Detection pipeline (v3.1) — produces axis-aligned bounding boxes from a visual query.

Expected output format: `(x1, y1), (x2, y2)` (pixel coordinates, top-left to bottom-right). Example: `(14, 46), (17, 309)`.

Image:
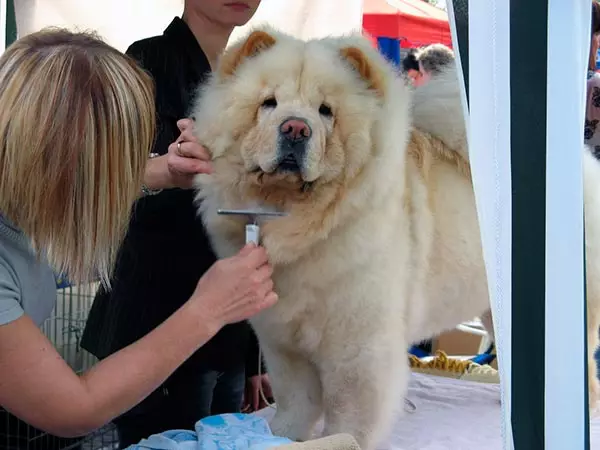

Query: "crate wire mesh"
(0, 283), (119, 450)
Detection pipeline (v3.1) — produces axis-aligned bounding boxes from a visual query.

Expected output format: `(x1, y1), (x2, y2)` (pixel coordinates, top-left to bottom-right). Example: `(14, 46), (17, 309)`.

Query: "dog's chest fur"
(249, 210), (413, 356)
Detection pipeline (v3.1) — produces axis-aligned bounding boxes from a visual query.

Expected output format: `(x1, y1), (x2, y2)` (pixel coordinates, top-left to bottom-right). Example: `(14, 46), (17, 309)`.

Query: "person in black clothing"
(81, 1), (270, 447)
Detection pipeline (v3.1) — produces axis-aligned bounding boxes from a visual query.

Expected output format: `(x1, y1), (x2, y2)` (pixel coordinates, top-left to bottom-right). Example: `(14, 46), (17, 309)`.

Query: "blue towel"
(126, 413), (293, 450)
(127, 430), (197, 450)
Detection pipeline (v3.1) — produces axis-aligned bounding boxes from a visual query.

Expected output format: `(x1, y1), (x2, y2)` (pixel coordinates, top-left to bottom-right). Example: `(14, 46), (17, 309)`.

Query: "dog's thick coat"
(192, 28), (600, 450)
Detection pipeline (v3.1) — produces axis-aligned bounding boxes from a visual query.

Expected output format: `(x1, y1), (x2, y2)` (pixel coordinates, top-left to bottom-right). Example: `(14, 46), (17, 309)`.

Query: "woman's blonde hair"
(0, 28), (155, 285)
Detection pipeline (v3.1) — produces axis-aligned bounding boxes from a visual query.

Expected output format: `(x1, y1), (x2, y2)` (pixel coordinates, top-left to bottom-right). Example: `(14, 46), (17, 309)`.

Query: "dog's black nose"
(279, 117), (311, 142)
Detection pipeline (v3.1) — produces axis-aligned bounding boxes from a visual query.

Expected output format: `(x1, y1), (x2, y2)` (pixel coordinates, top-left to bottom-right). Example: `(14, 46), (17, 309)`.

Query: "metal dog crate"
(0, 284), (119, 450)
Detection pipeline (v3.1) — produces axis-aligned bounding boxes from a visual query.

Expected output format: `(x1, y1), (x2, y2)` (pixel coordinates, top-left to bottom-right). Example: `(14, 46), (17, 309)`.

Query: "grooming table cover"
(256, 372), (600, 450)
(127, 373), (600, 449)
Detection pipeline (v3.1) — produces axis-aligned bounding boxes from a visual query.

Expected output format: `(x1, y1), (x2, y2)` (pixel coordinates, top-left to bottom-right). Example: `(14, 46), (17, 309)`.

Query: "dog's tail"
(411, 63), (468, 160)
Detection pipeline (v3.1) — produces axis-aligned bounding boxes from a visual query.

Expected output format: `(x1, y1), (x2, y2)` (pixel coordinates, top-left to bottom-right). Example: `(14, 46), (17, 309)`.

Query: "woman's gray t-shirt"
(0, 215), (56, 327)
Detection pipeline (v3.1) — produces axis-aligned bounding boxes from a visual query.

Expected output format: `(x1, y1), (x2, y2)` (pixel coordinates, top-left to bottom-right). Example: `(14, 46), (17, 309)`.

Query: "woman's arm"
(0, 244), (277, 438)
(0, 298), (218, 437)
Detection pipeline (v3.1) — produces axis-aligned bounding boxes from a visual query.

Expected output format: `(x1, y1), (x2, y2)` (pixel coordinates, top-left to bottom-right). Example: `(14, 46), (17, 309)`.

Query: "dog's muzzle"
(276, 117), (311, 173)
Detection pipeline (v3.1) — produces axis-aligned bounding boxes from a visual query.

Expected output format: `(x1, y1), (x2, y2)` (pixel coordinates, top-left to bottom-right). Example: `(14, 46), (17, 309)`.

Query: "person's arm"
(143, 154), (173, 191)
(0, 299), (218, 437)
(0, 244), (276, 438)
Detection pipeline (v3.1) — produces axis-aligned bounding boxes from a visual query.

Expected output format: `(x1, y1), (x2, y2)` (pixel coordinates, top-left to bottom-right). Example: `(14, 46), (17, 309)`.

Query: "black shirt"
(81, 17), (262, 377)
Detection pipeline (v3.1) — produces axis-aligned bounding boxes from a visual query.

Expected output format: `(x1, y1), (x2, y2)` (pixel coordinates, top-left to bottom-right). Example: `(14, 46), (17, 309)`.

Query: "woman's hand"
(0, 244), (277, 438)
(144, 118), (213, 190)
(191, 244), (278, 331)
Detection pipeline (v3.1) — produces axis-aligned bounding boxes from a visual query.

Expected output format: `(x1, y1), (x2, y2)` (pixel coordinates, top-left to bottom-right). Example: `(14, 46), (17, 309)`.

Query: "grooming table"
(256, 372), (600, 449)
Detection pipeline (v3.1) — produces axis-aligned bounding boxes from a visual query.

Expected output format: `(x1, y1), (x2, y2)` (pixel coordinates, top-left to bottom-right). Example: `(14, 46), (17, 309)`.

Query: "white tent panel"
(466, 1), (514, 447)
(15, 0), (184, 51)
(545, 1), (589, 448)
(14, 0), (364, 53)
(229, 0), (364, 44)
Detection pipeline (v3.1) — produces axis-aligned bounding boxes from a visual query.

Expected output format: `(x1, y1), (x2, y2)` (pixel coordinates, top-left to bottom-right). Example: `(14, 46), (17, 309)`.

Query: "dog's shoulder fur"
(411, 63), (468, 159)
(408, 128), (471, 182)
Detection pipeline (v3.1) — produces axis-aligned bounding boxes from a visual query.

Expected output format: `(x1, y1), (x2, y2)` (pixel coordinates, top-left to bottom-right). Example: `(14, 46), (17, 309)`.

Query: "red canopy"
(363, 0), (452, 49)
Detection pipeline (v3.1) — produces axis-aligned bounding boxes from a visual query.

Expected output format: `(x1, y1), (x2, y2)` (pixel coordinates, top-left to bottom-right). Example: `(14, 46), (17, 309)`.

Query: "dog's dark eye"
(319, 103), (333, 117)
(262, 97), (277, 108)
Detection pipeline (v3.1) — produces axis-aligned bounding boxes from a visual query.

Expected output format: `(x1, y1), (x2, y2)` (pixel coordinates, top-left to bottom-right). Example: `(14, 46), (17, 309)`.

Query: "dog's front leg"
(319, 340), (408, 450)
(262, 344), (323, 441)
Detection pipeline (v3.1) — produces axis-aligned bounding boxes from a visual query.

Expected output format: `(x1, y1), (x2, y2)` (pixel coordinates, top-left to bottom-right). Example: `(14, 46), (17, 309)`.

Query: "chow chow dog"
(192, 27), (600, 449)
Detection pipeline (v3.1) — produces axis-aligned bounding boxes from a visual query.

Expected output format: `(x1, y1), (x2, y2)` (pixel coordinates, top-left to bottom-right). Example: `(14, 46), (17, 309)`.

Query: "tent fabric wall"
(459, 0), (591, 449)
(509, 0), (549, 446)
(230, 0), (363, 44)
(14, 0), (184, 52)
(0, 0), (5, 50)
(457, 3), (514, 447)
(376, 36), (402, 64)
(542, 0), (589, 448)
(363, 0), (451, 48)
(5, 0), (14, 47)
(447, 0), (468, 104)
(12, 0), (363, 53)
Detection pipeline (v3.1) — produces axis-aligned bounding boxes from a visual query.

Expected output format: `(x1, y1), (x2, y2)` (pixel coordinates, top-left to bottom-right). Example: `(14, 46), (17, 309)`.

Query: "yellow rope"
(409, 350), (500, 383)
(408, 350), (473, 374)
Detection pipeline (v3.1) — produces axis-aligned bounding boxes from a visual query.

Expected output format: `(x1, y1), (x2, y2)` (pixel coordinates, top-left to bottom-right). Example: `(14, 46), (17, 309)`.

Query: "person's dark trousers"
(115, 365), (246, 449)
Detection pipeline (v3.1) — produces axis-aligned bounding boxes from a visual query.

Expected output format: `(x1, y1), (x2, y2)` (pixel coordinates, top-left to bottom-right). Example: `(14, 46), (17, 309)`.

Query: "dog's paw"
(269, 412), (295, 437)
(269, 412), (313, 441)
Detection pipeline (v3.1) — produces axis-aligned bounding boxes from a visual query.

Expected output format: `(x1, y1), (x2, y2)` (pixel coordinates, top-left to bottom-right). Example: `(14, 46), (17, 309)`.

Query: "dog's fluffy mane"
(191, 28), (471, 266)
(192, 28), (414, 247)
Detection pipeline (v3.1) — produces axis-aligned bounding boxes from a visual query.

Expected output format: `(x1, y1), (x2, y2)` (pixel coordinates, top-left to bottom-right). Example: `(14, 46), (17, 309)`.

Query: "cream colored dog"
(192, 28), (600, 450)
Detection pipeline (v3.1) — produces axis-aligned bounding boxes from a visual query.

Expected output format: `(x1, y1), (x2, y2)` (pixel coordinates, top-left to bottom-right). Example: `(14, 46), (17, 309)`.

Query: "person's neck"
(182, 8), (234, 70)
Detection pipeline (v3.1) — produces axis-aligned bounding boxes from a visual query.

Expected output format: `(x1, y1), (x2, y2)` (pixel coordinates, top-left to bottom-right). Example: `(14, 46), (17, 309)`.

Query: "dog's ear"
(219, 30), (277, 77)
(340, 46), (385, 95)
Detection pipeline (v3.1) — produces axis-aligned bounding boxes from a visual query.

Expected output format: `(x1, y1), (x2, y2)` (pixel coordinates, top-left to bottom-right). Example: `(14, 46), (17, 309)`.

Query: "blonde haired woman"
(0, 29), (276, 438)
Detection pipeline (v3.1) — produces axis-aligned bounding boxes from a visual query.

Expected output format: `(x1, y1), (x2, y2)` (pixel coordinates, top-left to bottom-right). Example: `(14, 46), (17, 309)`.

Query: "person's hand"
(191, 244), (278, 332)
(166, 118), (213, 188)
(243, 374), (273, 412)
(145, 118), (213, 190)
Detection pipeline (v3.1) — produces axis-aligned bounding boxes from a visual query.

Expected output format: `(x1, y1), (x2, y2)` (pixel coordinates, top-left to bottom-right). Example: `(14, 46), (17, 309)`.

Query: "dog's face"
(194, 29), (390, 208)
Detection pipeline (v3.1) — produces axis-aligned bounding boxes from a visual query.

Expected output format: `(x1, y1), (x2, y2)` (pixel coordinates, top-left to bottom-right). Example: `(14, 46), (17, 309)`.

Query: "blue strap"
(54, 273), (73, 289)
(408, 345), (430, 358)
